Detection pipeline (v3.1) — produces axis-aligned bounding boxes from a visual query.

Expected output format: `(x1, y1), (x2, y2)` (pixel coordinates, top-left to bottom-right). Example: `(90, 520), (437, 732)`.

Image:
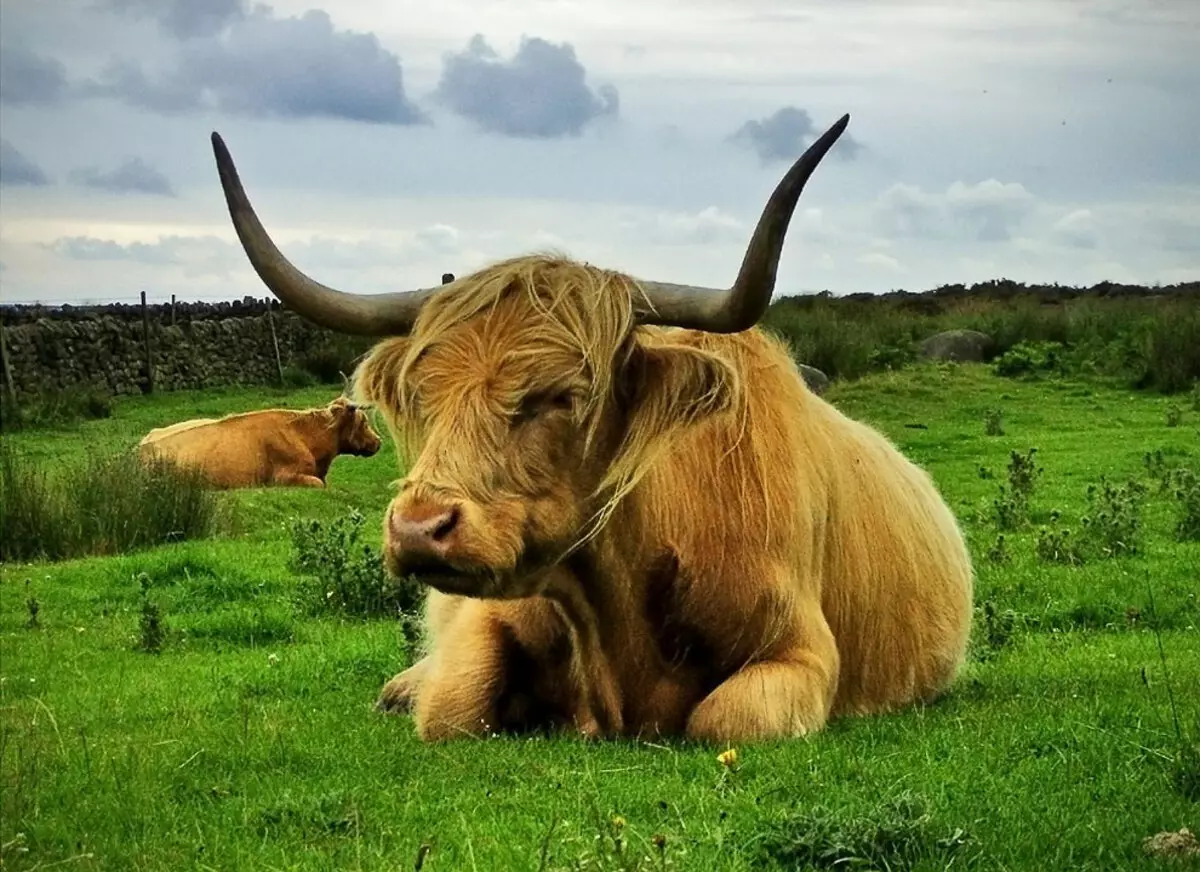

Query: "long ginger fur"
(359, 253), (974, 743)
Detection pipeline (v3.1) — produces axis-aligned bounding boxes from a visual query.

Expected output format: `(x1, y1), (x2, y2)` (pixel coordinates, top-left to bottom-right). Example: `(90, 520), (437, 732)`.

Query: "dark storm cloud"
(100, 0), (246, 39)
(434, 34), (619, 138)
(0, 139), (51, 187)
(69, 157), (176, 196)
(85, 7), (426, 124)
(730, 106), (862, 164)
(0, 45), (69, 105)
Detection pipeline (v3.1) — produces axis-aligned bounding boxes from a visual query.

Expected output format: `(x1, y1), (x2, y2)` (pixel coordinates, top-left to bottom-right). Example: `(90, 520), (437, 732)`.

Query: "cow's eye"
(513, 391), (572, 426)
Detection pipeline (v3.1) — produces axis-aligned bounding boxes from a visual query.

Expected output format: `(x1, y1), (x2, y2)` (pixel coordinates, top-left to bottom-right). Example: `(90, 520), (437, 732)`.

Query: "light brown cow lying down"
(138, 397), (382, 489)
(210, 114), (976, 746)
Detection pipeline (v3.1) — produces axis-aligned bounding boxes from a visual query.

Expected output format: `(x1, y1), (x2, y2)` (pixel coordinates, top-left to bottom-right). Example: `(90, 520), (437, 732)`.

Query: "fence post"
(265, 298), (284, 386)
(0, 322), (17, 416)
(140, 290), (155, 393)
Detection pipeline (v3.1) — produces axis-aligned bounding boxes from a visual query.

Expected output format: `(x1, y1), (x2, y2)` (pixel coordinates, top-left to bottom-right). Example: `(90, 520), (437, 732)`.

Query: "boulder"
(798, 364), (830, 396)
(920, 329), (995, 362)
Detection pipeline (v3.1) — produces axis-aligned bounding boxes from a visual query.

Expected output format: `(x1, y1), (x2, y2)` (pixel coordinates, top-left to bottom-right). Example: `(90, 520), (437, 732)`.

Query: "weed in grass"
(136, 574), (165, 654)
(977, 465), (995, 480)
(289, 509), (422, 620)
(1035, 520), (1086, 565)
(1080, 476), (1148, 557)
(973, 599), (1018, 662)
(750, 791), (978, 871)
(1191, 382), (1200, 411)
(1165, 467), (1200, 541)
(24, 581), (39, 630)
(1007, 447), (1043, 502)
(985, 534), (1011, 565)
(984, 408), (1004, 436)
(1165, 404), (1183, 428)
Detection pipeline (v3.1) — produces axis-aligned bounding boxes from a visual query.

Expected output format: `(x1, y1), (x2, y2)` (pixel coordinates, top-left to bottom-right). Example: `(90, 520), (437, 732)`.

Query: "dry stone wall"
(0, 300), (354, 398)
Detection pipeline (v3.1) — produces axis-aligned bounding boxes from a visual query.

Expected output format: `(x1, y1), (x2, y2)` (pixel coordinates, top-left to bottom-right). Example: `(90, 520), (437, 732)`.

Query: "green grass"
(2, 365), (1198, 871)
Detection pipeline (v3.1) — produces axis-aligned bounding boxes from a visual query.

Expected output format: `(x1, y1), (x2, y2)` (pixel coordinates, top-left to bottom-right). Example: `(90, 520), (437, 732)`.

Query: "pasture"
(1, 362), (1197, 871)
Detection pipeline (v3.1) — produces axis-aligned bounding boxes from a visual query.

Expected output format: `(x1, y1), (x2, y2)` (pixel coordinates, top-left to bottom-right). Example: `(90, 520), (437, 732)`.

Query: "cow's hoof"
(375, 674), (417, 714)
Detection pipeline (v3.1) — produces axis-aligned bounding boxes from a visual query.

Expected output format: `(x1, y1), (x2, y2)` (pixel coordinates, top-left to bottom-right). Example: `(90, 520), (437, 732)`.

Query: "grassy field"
(2, 364), (1197, 871)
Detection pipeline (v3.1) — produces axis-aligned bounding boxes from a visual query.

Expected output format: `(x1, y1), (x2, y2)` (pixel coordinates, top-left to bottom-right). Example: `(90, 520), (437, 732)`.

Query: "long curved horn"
(634, 113), (850, 333)
(210, 132), (438, 336)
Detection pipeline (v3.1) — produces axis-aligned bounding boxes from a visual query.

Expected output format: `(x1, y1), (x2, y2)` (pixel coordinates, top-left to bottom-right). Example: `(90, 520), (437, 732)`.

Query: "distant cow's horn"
(210, 132), (437, 336)
(633, 113), (850, 333)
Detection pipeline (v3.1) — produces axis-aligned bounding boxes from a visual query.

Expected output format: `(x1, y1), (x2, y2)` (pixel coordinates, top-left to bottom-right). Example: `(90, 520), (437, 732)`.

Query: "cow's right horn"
(211, 132), (437, 336)
(632, 113), (850, 333)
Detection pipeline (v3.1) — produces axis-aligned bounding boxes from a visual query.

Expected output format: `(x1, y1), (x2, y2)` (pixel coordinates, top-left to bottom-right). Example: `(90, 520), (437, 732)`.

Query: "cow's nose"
(389, 500), (462, 558)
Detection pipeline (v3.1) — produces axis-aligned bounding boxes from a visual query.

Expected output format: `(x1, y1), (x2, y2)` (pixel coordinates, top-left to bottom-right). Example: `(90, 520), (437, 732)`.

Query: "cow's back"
(138, 411), (300, 488)
(633, 326), (973, 718)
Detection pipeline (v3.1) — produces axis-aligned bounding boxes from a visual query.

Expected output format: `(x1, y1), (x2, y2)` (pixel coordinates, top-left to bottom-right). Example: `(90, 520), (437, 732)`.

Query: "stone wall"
(0, 300), (361, 398)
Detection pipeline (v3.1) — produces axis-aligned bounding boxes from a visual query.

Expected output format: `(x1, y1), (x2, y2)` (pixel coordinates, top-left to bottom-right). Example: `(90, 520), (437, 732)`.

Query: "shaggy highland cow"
(138, 397), (382, 489)
(210, 114), (974, 744)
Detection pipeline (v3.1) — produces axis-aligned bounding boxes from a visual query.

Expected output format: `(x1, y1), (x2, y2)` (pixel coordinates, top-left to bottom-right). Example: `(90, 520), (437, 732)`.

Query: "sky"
(0, 0), (1197, 306)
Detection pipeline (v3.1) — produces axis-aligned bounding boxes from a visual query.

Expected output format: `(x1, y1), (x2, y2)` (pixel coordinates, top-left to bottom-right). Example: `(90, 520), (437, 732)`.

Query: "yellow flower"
(717, 748), (739, 768)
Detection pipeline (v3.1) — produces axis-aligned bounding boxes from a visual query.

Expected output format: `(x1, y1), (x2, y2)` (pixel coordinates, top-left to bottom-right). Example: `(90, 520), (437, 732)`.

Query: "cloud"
(434, 34), (619, 138)
(48, 234), (239, 277)
(68, 157), (176, 196)
(100, 0), (246, 40)
(875, 179), (1036, 242)
(858, 251), (905, 274)
(1051, 209), (1099, 250)
(0, 140), (51, 187)
(0, 45), (68, 105)
(620, 205), (744, 246)
(85, 7), (426, 124)
(730, 106), (862, 164)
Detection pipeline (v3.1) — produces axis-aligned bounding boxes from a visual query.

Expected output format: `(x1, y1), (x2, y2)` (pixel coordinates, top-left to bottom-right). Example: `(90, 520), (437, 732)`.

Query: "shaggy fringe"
(351, 252), (753, 553)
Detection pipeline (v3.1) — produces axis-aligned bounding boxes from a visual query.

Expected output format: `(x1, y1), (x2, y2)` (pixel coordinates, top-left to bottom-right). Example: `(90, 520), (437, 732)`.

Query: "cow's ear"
(351, 337), (411, 418)
(618, 340), (737, 439)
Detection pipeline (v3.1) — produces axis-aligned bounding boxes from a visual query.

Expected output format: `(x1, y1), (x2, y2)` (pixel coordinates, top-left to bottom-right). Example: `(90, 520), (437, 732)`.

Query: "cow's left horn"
(211, 132), (436, 336)
(633, 113), (850, 333)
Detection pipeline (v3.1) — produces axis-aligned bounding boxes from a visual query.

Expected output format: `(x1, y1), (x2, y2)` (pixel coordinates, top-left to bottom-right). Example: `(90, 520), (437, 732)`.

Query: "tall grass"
(0, 441), (225, 563)
(0, 386), (113, 433)
(762, 289), (1200, 392)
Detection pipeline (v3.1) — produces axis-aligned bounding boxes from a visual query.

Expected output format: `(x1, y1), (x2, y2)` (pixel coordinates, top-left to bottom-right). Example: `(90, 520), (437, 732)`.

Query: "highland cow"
(209, 113), (974, 744)
(138, 397), (382, 489)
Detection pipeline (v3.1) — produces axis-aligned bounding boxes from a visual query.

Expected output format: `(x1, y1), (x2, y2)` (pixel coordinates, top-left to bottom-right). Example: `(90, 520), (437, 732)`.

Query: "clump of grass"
(984, 534), (1011, 565)
(1165, 467), (1200, 541)
(992, 340), (1066, 379)
(1165, 404), (1183, 428)
(25, 580), (40, 630)
(0, 385), (113, 433)
(751, 791), (977, 871)
(288, 509), (422, 620)
(1035, 522), (1085, 566)
(136, 572), (166, 654)
(0, 442), (224, 563)
(991, 448), (1043, 531)
(983, 408), (1004, 436)
(280, 364), (317, 389)
(1080, 476), (1148, 558)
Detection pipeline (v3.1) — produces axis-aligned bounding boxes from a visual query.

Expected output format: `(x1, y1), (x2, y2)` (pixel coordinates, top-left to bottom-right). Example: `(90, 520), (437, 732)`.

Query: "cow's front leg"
(410, 597), (577, 741)
(685, 594), (839, 744)
(376, 656), (431, 714)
